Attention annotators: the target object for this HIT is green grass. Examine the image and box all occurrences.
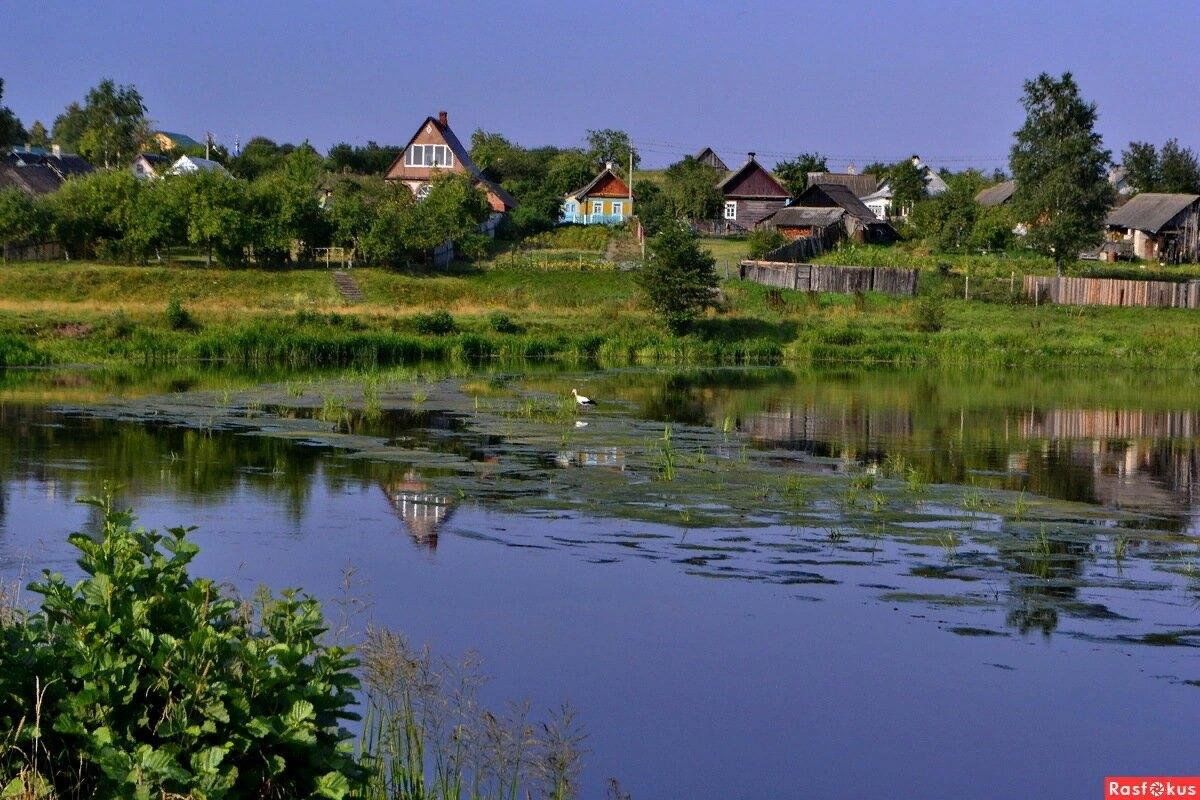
[3,260,1200,370]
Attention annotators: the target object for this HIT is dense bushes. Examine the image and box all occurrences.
[0,498,359,799]
[0,149,492,268]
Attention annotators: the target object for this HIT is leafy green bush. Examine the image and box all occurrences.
[914,290,947,332]
[165,296,195,331]
[747,229,786,259]
[412,310,458,336]
[524,225,611,251]
[487,311,522,334]
[0,497,360,800]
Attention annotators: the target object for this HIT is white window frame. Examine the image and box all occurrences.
[405,144,454,168]
[591,200,604,215]
[564,201,577,215]
[724,201,737,220]
[611,201,624,217]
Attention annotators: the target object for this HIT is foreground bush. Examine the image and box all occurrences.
[0,497,360,799]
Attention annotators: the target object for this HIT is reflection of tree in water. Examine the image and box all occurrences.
[1004,536,1090,636]
[378,471,457,550]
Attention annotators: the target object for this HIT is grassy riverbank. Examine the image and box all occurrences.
[0,261,1199,370]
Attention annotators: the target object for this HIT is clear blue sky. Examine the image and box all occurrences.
[3,0,1197,171]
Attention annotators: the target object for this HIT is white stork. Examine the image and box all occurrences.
[572,388,596,407]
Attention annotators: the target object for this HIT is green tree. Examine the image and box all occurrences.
[179,170,251,265]
[659,156,723,222]
[1121,141,1160,194]
[1119,139,1200,195]
[66,79,149,167]
[1158,139,1200,194]
[46,169,142,259]
[585,129,639,172]
[773,152,828,197]
[0,78,26,147]
[126,176,189,262]
[25,119,49,148]
[887,159,928,217]
[326,140,401,174]
[248,144,330,263]
[229,136,294,180]
[51,101,88,152]
[908,170,986,251]
[637,223,718,333]
[0,188,48,261]
[1010,72,1113,273]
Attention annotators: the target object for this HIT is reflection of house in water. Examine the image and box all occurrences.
[553,447,625,470]
[379,471,457,550]
[740,405,912,460]
[1019,409,1200,527]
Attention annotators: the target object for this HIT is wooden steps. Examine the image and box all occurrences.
[332,271,365,304]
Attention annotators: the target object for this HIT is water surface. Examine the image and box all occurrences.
[1,366,1197,799]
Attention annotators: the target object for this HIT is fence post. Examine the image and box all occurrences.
[964,273,970,301]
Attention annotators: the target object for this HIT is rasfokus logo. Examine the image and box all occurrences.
[1106,777,1200,798]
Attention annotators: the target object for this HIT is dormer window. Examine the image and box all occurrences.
[405,144,453,168]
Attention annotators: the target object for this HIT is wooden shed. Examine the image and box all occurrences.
[1104,192,1200,263]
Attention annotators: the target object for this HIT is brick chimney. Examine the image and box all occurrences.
[437,110,448,126]
[748,151,756,161]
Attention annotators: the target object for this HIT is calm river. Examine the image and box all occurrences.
[0,365,1197,799]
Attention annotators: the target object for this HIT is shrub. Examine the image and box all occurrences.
[165,296,195,331]
[914,290,947,332]
[487,311,522,334]
[747,228,786,259]
[412,310,458,335]
[0,496,360,799]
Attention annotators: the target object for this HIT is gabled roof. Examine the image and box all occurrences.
[1105,193,1200,233]
[171,155,228,174]
[155,131,202,149]
[763,206,846,228]
[136,153,172,167]
[0,163,62,195]
[694,146,728,172]
[717,155,789,199]
[806,172,878,198]
[975,180,1016,207]
[385,114,517,210]
[796,182,880,225]
[567,167,631,201]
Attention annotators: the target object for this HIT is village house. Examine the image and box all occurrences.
[384,111,516,215]
[779,182,897,244]
[716,153,790,232]
[131,152,171,179]
[862,155,949,221]
[169,154,228,175]
[2,145,94,197]
[5,144,93,182]
[561,165,632,225]
[693,146,728,172]
[1104,192,1200,263]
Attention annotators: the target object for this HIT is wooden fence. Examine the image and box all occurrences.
[738,261,919,297]
[1024,274,1200,309]
[762,235,829,263]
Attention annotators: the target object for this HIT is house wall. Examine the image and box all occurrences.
[729,198,787,230]
[386,121,467,183]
